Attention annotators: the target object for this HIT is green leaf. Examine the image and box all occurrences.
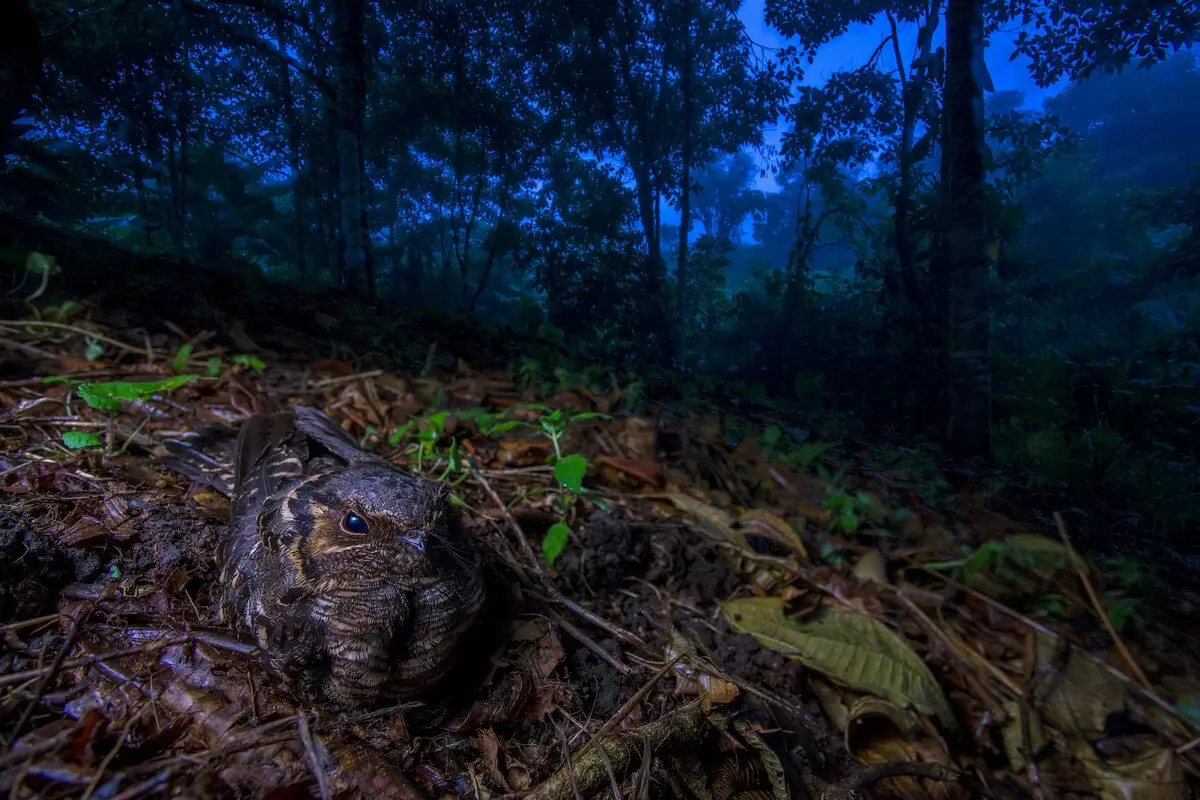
[171,343,195,371]
[84,338,104,362]
[720,596,955,728]
[76,375,199,411]
[388,421,414,445]
[554,453,588,493]
[62,431,103,449]
[543,522,570,567]
[205,357,223,378]
[570,412,612,422]
[233,354,266,371]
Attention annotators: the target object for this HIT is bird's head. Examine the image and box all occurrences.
[261,462,467,593]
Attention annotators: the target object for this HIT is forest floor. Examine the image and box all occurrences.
[1,233,1200,799]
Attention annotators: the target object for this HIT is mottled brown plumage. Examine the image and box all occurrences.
[159,406,484,708]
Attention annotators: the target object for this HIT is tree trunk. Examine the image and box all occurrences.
[276,17,307,278]
[331,0,371,296]
[677,3,693,368]
[942,0,991,458]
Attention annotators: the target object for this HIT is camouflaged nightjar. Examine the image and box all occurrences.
[159,406,485,708]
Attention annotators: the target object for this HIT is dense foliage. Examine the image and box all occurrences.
[1,0,1197,548]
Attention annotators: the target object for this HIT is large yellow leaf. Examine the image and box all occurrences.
[720,596,955,728]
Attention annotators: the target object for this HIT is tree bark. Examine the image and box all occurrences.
[331,0,371,296]
[275,17,307,278]
[677,2,693,368]
[942,0,991,458]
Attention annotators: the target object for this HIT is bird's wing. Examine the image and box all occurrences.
[232,411,307,519]
[157,435,237,497]
[293,405,378,464]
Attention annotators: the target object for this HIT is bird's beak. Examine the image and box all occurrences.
[401,531,426,553]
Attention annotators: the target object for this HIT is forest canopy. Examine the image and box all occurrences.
[2,0,1198,546]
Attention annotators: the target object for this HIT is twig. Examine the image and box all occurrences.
[299,713,334,800]
[0,613,63,633]
[909,560,1196,737]
[819,761,961,800]
[0,337,60,360]
[471,467,546,578]
[574,656,680,763]
[1053,513,1153,693]
[1178,735,1200,755]
[81,703,150,800]
[309,369,384,389]
[546,609,632,677]
[531,592,650,653]
[9,603,93,743]
[526,702,707,800]
[107,769,172,800]
[0,319,147,354]
[552,720,585,800]
[0,636,193,687]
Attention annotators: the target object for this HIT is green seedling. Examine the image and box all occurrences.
[62,431,103,449]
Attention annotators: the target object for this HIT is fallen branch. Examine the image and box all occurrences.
[524,702,707,800]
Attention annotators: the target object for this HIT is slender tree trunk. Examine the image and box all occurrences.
[943,0,990,458]
[276,17,307,277]
[677,5,693,368]
[331,0,371,296]
[886,12,919,308]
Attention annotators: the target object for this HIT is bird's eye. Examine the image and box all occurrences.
[341,513,369,534]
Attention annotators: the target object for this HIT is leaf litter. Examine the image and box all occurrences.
[0,300,1197,800]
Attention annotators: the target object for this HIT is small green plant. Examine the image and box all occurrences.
[821,490,888,535]
[73,375,200,411]
[542,522,570,568]
[232,354,266,372]
[387,403,611,567]
[62,431,103,449]
[171,343,195,371]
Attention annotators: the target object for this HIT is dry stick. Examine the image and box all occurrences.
[552,721,586,800]
[546,610,632,677]
[0,320,147,354]
[1053,512,1154,693]
[471,467,545,578]
[309,369,384,389]
[544,594,651,653]
[574,656,680,764]
[298,713,334,800]
[0,613,62,634]
[81,704,150,800]
[525,702,707,800]
[895,592,1022,698]
[8,602,93,744]
[0,337,60,360]
[907,561,1196,733]
[819,761,961,800]
[0,636,193,687]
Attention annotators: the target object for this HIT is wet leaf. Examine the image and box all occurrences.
[1074,742,1187,800]
[720,596,954,727]
[1035,636,1127,739]
[542,522,569,567]
[738,509,808,558]
[553,453,588,492]
[853,550,889,584]
[657,491,747,549]
[62,431,103,449]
